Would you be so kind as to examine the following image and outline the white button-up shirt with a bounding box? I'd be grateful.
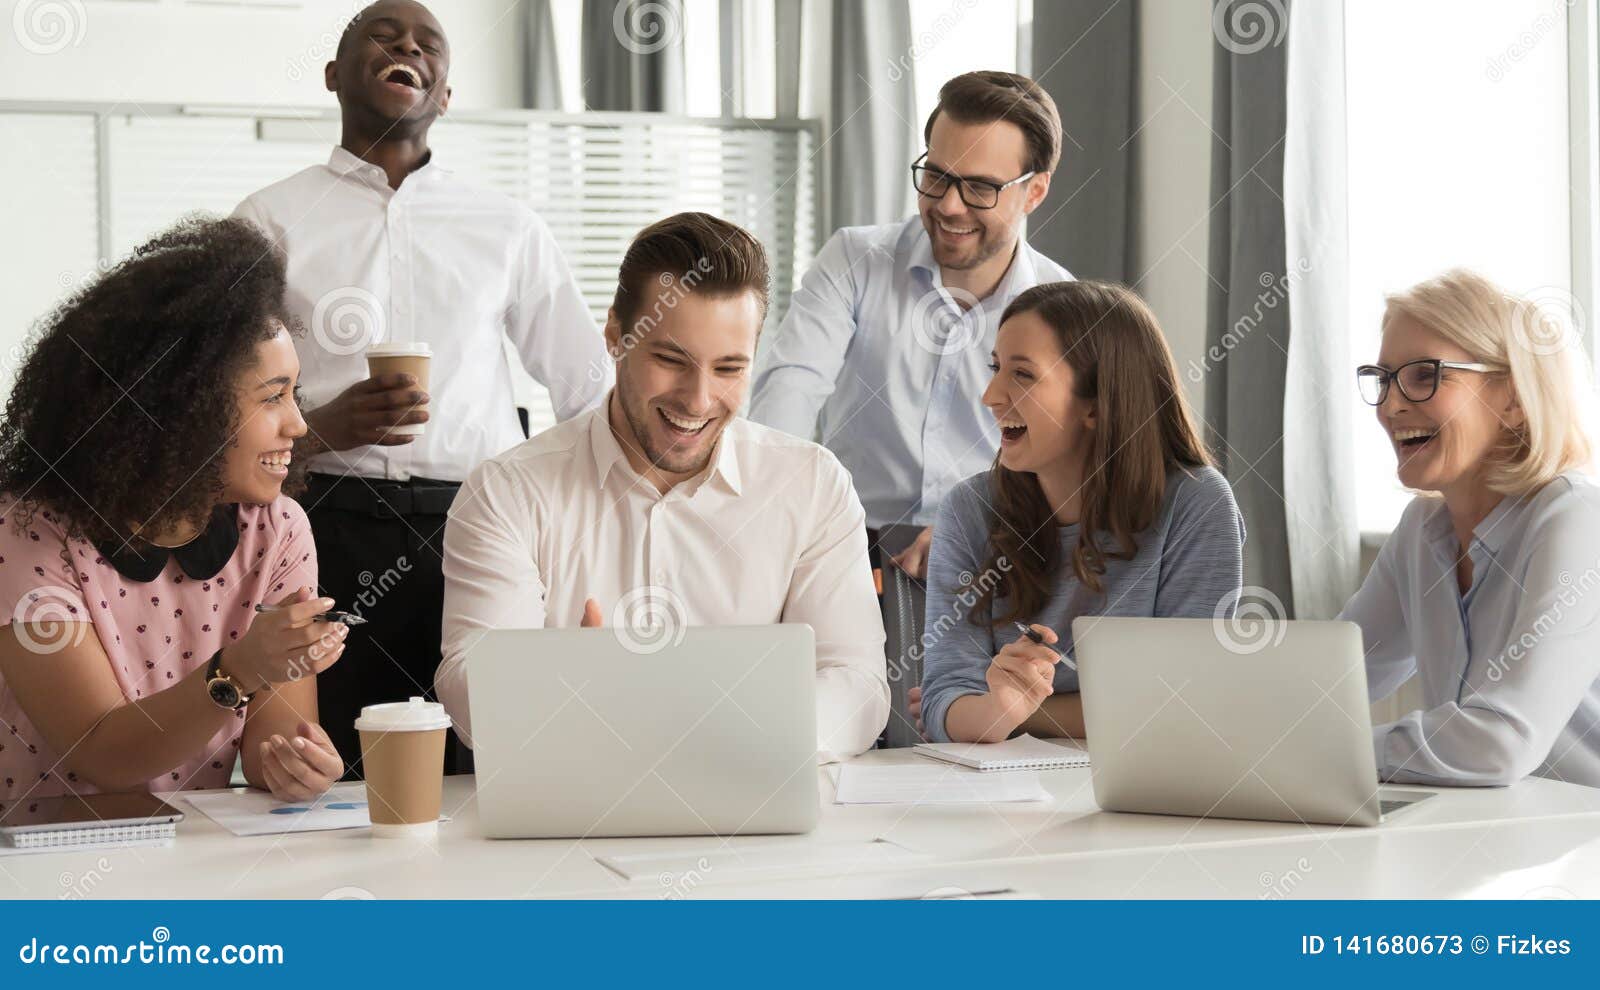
[233,147,611,482]
[436,399,890,762]
[748,216,1071,528]
[1340,473,1600,788]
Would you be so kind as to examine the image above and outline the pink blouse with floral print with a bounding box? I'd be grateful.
[0,496,316,821]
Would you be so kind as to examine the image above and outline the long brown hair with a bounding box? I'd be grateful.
[970,280,1211,626]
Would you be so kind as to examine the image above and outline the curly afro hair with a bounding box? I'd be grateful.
[0,214,307,549]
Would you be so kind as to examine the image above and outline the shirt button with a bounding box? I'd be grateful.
[654,570,667,583]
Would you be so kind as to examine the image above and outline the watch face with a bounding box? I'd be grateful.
[208,678,242,709]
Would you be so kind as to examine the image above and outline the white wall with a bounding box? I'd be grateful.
[0,0,527,108]
[1132,1,1214,419]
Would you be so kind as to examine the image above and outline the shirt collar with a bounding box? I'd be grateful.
[588,393,743,497]
[325,146,445,188]
[908,221,938,280]
[1469,496,1517,556]
[907,219,1037,306]
[1420,494,1518,563]
[96,505,240,583]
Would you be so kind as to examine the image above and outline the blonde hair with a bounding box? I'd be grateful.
[1382,269,1594,496]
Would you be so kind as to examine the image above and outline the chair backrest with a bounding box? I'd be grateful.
[877,525,929,748]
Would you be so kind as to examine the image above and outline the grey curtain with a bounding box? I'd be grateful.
[1282,1,1358,618]
[582,0,686,112]
[1027,0,1139,283]
[775,0,803,119]
[1206,0,1294,611]
[525,0,564,110]
[824,0,917,231]
[1206,0,1357,618]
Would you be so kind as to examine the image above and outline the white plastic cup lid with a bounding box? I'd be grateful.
[354,696,451,733]
[366,342,432,358]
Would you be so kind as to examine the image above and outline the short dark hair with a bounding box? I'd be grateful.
[611,212,770,337]
[923,70,1062,175]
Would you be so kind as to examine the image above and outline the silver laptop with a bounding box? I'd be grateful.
[465,625,821,838]
[1072,617,1433,827]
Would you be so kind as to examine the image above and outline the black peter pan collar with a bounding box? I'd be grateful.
[96,505,241,583]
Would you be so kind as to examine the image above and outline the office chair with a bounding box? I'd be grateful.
[875,524,929,748]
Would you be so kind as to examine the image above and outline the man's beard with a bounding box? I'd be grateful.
[618,381,720,477]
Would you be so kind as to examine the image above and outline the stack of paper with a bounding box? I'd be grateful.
[833,763,1050,804]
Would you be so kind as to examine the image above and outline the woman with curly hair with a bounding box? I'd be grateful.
[0,215,349,821]
[912,281,1245,744]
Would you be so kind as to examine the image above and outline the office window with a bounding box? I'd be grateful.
[1345,0,1572,533]
[0,107,817,440]
[909,0,1023,132]
[546,0,744,117]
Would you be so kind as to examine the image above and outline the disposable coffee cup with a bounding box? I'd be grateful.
[354,696,450,839]
[365,342,432,437]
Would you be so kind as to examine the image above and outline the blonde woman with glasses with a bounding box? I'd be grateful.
[1343,269,1599,787]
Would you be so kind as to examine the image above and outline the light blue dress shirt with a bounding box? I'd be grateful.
[748,217,1072,529]
[1339,473,1600,788]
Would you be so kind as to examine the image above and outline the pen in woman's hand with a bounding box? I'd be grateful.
[1013,621,1076,671]
[254,603,367,626]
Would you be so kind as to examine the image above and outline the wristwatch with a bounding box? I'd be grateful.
[204,649,256,711]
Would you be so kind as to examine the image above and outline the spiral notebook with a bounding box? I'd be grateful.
[914,734,1091,772]
[0,792,183,851]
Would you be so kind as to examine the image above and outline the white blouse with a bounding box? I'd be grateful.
[1340,473,1600,788]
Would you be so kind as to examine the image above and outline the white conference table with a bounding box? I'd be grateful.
[4,748,1599,899]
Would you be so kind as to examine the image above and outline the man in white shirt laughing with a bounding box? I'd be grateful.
[234,0,610,776]
[437,213,890,763]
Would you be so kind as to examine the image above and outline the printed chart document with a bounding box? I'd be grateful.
[833,763,1050,805]
[184,782,446,836]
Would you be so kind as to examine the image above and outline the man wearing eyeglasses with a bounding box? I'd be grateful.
[749,70,1071,579]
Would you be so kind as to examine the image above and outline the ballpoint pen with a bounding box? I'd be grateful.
[1014,621,1076,671]
[254,603,368,627]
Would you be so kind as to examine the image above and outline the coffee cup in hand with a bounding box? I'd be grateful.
[365,342,432,437]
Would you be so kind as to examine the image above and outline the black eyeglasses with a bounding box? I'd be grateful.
[1355,358,1496,406]
[910,152,1036,210]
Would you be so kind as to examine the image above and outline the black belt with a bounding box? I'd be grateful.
[304,472,461,518]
